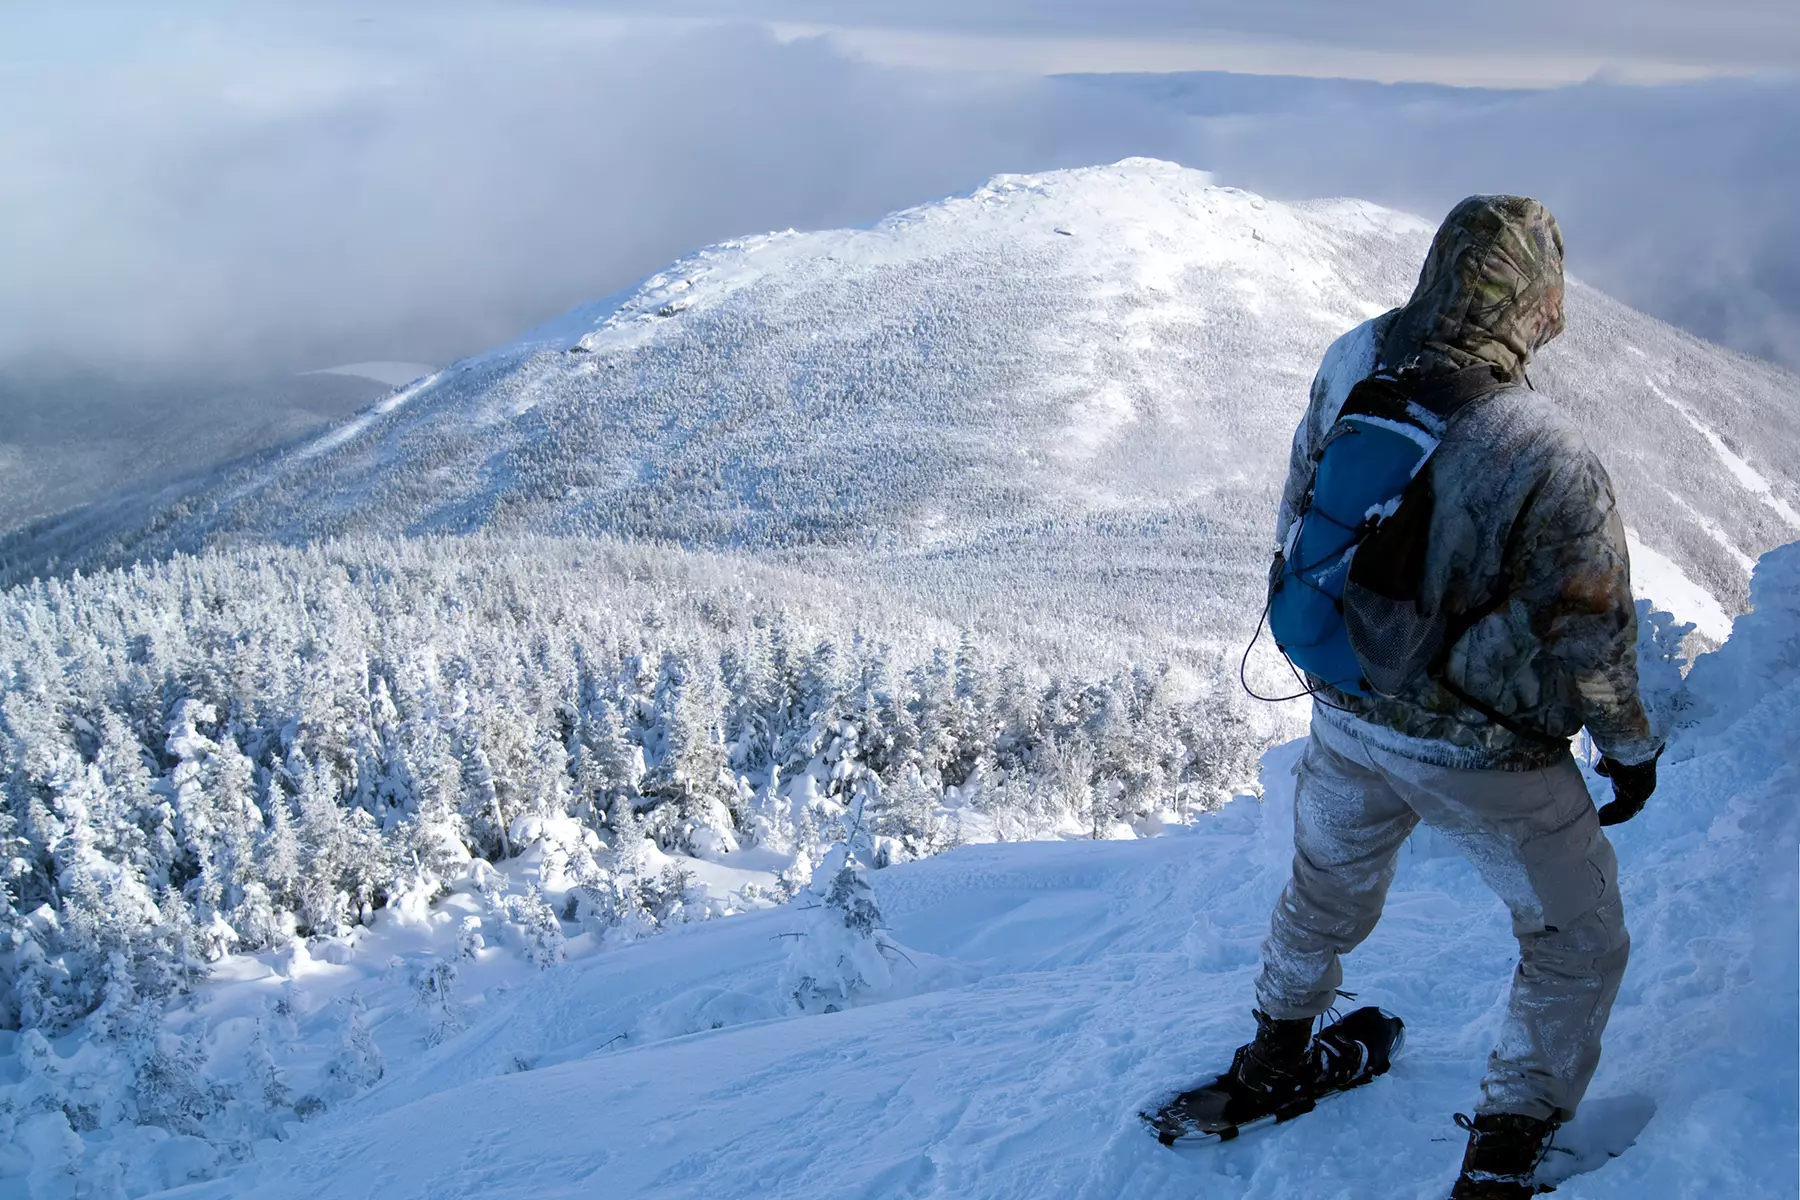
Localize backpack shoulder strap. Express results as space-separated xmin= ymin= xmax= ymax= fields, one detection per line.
xmin=1334 ymin=364 xmax=1506 ymax=432
xmin=1399 ymin=364 xmax=1509 ymax=421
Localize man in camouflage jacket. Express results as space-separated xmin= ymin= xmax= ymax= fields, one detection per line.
xmin=1244 ymin=196 xmax=1663 ymax=1199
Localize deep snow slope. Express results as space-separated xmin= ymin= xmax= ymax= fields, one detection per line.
xmin=151 ymin=542 xmax=1797 ymax=1200
xmin=6 ymin=160 xmax=1797 ymax=638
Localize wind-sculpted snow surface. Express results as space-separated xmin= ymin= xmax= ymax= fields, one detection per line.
xmin=5 ymin=160 xmax=1796 ymax=642
xmin=9 ymin=543 xmax=1789 ymax=1198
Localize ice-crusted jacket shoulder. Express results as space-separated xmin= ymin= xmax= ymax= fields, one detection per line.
xmin=1277 ymin=316 xmax=1661 ymax=770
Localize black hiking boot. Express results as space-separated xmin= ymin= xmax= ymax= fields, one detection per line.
xmin=1228 ymin=1008 xmax=1315 ymax=1098
xmin=1145 ymin=1006 xmax=1405 ymax=1145
xmin=1450 ymin=1112 xmax=1559 ymax=1198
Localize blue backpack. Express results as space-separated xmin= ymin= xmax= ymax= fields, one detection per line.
xmin=1265 ymin=365 xmax=1506 ymax=699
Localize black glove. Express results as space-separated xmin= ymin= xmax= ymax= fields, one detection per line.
xmin=1594 ymin=752 xmax=1659 ymax=826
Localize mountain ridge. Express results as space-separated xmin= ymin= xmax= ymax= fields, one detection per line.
xmin=5 ymin=160 xmax=1796 ymax=652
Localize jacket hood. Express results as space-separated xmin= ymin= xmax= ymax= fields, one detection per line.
xmin=1378 ymin=195 xmax=1565 ymax=382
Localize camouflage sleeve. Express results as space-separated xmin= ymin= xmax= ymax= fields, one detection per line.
xmin=1511 ymin=450 xmax=1663 ymax=765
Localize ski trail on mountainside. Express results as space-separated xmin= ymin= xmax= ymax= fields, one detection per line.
xmin=1643 ymin=375 xmax=1800 ymax=530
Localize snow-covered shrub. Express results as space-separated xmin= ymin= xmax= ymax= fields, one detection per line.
xmin=320 ymin=994 xmax=383 ymax=1101
xmin=778 ymin=843 xmax=910 ymax=1015
xmin=498 ymin=885 xmax=566 ymax=969
xmin=124 ymin=1009 xmax=229 ymax=1136
xmin=1636 ymin=599 xmax=1697 ymax=740
xmin=573 ymin=827 xmax=704 ymax=945
xmin=456 ymin=916 xmax=486 ymax=960
xmin=412 ymin=959 xmax=463 ymax=1047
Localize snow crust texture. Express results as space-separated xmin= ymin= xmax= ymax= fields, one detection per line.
xmin=27 ymin=541 xmax=1784 ymax=1200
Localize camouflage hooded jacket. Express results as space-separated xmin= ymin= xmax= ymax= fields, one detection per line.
xmin=1276 ymin=195 xmax=1663 ymax=771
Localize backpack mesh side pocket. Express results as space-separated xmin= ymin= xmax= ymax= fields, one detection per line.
xmin=1344 ymin=467 xmax=1442 ymax=697
xmin=1344 ymin=580 xmax=1447 ymax=698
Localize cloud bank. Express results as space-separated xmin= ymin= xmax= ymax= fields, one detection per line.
xmin=1094 ymin=71 xmax=1800 ymax=370
xmin=607 ymin=0 xmax=1800 ymax=76
xmin=0 ymin=16 xmax=1122 ymax=374
xmin=0 ymin=10 xmax=1795 ymax=377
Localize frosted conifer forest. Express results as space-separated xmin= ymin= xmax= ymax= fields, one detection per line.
xmin=0 ymin=163 xmax=1796 ymax=1197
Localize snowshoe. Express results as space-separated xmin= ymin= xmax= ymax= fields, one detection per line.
xmin=1144 ymin=1005 xmax=1405 ymax=1146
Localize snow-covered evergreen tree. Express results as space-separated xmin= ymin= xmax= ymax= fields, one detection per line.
xmin=576 ymin=695 xmax=643 ymax=826
xmin=124 ymin=1002 xmax=225 ymax=1135
xmin=240 ymin=1013 xmax=293 ymax=1143
xmin=321 ymin=993 xmax=384 ymax=1100
xmin=639 ymin=651 xmax=737 ymax=858
xmin=0 ymin=534 xmax=1270 ymax=1036
xmin=871 ymin=764 xmax=942 ymax=863
xmin=778 ymin=840 xmax=907 ymax=1015
xmin=501 ymin=884 xmax=567 ymax=969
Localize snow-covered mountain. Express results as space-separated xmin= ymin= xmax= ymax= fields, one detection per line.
xmin=7 ymin=160 xmax=1797 ymax=649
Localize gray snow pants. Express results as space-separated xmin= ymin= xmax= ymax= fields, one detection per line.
xmin=1254 ymin=714 xmax=1629 ymax=1122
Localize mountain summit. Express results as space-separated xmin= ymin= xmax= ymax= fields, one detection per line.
xmin=8 ymin=160 xmax=1796 ymax=644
